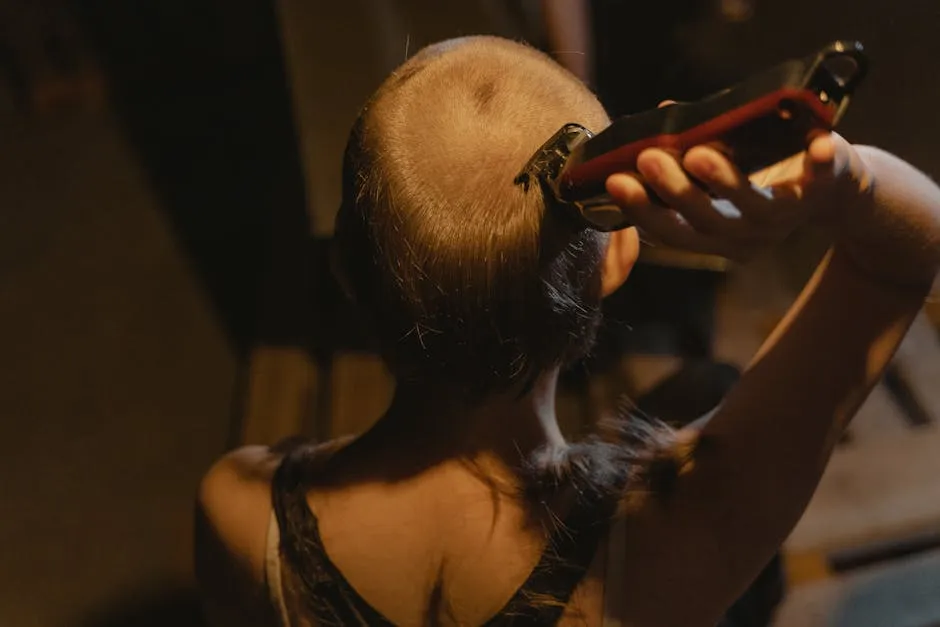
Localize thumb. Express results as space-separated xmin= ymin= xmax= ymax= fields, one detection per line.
xmin=803 ymin=133 xmax=838 ymax=185
xmin=802 ymin=132 xmax=875 ymax=213
xmin=803 ymin=132 xmax=865 ymax=189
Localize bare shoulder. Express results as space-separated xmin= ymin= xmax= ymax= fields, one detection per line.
xmin=197 ymin=445 xmax=284 ymax=575
xmin=195 ymin=445 xmax=285 ymax=627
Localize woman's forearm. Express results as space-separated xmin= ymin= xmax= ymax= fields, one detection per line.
xmin=618 ymin=149 xmax=940 ymax=625
xmin=701 ymin=147 xmax=940 ymax=507
xmin=620 ymin=245 xmax=929 ymax=626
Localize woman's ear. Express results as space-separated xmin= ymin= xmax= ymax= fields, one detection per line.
xmin=601 ymin=226 xmax=640 ymax=297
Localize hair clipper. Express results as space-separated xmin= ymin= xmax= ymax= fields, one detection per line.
xmin=516 ymin=40 xmax=869 ymax=231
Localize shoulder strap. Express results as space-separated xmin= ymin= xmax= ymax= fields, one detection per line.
xmin=602 ymin=513 xmax=628 ymax=627
xmin=484 ymin=490 xmax=622 ymax=627
xmin=264 ymin=511 xmax=293 ymax=627
xmin=271 ymin=441 xmax=397 ymax=626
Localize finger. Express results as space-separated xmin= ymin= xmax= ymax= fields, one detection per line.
xmin=627 ymin=205 xmax=730 ymax=255
xmin=606 ymin=174 xmax=733 ymax=256
xmin=607 ymin=167 xmax=672 ymax=208
xmin=635 ymin=149 xmax=728 ymax=234
xmin=606 ymin=171 xmax=649 ymax=206
xmin=682 ymin=146 xmax=775 ymax=222
xmin=802 ymin=132 xmax=874 ymax=203
xmin=803 ymin=133 xmax=838 ymax=184
xmin=658 ymin=99 xmax=678 ymax=108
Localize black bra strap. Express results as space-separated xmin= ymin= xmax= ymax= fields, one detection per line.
xmin=484 ymin=490 xmax=620 ymax=626
xmin=273 ymin=443 xmax=396 ymax=625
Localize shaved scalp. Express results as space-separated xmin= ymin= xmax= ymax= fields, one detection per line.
xmin=371 ymin=37 xmax=608 ymax=213
xmin=334 ymin=36 xmax=612 ymax=399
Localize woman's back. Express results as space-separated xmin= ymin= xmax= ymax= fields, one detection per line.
xmin=197 ymin=408 xmax=660 ymax=626
xmin=264 ymin=436 xmax=625 ymax=626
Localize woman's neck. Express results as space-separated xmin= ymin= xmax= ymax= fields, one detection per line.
xmin=350 ymin=368 xmax=567 ymax=484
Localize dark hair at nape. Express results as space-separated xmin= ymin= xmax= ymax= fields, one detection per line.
xmin=521 ymin=405 xmax=693 ymax=508
xmin=332 ymin=37 xmax=612 ymax=404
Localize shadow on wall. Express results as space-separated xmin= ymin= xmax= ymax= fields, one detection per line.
xmin=72 ymin=0 xmax=311 ymax=358
xmin=74 ymin=584 xmax=205 ymax=627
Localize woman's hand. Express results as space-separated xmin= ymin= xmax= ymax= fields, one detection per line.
xmin=605 ymin=133 xmax=873 ymax=262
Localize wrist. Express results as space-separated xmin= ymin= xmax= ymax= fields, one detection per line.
xmin=825 ymin=146 xmax=940 ymax=288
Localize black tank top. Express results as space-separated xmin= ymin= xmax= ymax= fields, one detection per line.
xmin=270 ymin=440 xmax=624 ymax=626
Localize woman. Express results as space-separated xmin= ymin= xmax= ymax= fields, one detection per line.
xmin=195 ymin=36 xmax=940 ymax=626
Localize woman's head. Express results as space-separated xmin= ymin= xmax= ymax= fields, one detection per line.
xmin=333 ymin=36 xmax=638 ymax=401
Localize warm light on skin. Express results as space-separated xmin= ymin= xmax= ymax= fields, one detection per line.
xmin=600 ymin=227 xmax=641 ymax=298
